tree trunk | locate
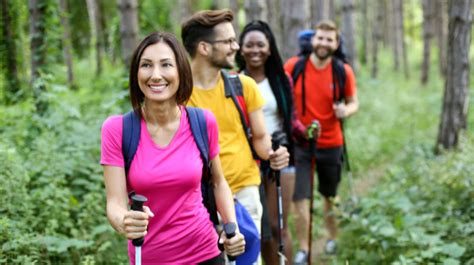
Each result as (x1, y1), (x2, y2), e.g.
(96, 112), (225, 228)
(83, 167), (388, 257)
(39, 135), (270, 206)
(280, 0), (310, 61)
(435, 0), (448, 77)
(398, 0), (409, 79)
(311, 0), (335, 26)
(29, 0), (47, 113)
(436, 0), (472, 152)
(360, 0), (370, 65)
(390, 0), (400, 71)
(117, 0), (138, 68)
(244, 0), (267, 22)
(58, 0), (75, 88)
(421, 0), (434, 85)
(382, 0), (391, 48)
(229, 0), (240, 37)
(341, 0), (357, 70)
(1, 0), (20, 103)
(266, 0), (282, 50)
(371, 0), (383, 78)
(86, 0), (104, 75)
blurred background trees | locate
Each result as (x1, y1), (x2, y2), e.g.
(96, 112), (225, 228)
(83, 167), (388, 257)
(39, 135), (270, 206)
(0, 0), (472, 263)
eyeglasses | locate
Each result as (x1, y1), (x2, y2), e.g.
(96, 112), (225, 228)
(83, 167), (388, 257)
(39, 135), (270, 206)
(206, 38), (238, 46)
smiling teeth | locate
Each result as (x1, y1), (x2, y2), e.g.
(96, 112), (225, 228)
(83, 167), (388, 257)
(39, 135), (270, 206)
(150, 85), (166, 91)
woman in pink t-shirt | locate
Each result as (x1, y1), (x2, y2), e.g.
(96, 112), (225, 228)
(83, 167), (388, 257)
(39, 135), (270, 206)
(101, 32), (244, 264)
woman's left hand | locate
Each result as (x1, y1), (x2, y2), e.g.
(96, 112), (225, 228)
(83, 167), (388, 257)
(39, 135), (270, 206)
(268, 146), (290, 170)
(219, 231), (246, 257)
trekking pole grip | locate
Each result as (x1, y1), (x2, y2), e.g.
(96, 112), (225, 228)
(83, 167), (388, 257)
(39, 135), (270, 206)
(224, 222), (237, 261)
(307, 120), (320, 140)
(271, 131), (288, 151)
(131, 194), (148, 247)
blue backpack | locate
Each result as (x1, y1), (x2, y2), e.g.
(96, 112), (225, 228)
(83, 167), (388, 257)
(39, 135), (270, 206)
(121, 106), (219, 226)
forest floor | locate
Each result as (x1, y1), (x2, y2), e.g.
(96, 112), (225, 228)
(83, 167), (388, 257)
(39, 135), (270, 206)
(311, 162), (390, 264)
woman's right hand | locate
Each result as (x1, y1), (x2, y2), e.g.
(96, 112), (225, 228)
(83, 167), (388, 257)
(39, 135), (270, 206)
(122, 206), (154, 240)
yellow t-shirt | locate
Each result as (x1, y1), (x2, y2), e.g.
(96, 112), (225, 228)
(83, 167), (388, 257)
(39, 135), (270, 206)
(188, 74), (265, 193)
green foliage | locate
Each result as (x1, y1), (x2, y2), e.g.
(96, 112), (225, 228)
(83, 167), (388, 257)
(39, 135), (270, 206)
(337, 136), (474, 264)
(0, 60), (129, 264)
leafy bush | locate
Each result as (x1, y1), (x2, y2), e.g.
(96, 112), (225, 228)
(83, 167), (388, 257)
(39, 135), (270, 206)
(0, 63), (129, 264)
(338, 136), (474, 264)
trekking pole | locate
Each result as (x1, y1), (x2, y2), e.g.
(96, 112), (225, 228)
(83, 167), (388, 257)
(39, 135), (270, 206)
(340, 116), (358, 206)
(223, 222), (237, 265)
(271, 131), (288, 265)
(307, 120), (320, 265)
(131, 194), (148, 265)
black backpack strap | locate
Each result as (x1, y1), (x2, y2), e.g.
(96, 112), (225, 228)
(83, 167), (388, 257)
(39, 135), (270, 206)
(186, 106), (219, 226)
(331, 58), (347, 103)
(222, 70), (259, 159)
(122, 110), (141, 177)
(291, 56), (309, 116)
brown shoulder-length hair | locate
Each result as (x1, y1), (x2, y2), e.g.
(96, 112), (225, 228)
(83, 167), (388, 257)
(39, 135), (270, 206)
(129, 32), (193, 117)
(181, 9), (234, 58)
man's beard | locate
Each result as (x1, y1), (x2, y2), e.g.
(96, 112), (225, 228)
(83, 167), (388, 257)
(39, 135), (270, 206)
(210, 54), (235, 69)
(313, 46), (334, 60)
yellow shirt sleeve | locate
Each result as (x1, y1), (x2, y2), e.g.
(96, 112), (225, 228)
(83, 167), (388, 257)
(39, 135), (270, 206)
(238, 74), (266, 113)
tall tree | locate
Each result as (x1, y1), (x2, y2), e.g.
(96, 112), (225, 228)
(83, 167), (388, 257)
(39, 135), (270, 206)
(340, 0), (357, 69)
(58, 0), (74, 88)
(311, 0), (335, 27)
(86, 0), (103, 75)
(391, 0), (409, 78)
(421, 0), (435, 85)
(436, 0), (472, 152)
(371, 0), (383, 78)
(244, 0), (267, 22)
(266, 0), (282, 49)
(1, 0), (20, 103)
(29, 0), (47, 113)
(117, 0), (138, 68)
(229, 0), (240, 37)
(360, 0), (370, 65)
(280, 0), (310, 60)
(398, 0), (409, 79)
(435, 0), (448, 77)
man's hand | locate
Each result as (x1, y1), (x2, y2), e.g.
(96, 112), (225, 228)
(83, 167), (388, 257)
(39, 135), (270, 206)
(333, 103), (346, 119)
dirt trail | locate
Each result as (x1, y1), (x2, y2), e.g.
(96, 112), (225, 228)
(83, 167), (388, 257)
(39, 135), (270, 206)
(311, 164), (389, 264)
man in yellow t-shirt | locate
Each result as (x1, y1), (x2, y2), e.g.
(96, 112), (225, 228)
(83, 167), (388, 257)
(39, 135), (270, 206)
(188, 74), (265, 193)
(182, 9), (290, 261)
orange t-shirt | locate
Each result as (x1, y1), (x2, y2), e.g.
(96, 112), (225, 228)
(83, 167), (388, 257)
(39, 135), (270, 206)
(284, 58), (357, 148)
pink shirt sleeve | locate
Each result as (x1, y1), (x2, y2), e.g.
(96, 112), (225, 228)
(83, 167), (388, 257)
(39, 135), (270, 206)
(203, 109), (220, 160)
(100, 115), (124, 167)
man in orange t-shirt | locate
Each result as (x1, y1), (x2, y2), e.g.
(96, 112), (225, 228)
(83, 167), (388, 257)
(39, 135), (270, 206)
(284, 20), (359, 260)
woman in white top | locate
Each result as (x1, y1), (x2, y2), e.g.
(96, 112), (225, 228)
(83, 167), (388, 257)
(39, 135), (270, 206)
(236, 20), (303, 264)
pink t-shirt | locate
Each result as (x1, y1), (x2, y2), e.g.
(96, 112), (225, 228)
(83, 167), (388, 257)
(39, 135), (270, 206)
(101, 106), (220, 264)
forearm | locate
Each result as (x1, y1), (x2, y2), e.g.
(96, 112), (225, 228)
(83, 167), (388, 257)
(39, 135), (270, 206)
(252, 133), (272, 160)
(214, 180), (237, 225)
(106, 202), (128, 235)
(344, 101), (359, 117)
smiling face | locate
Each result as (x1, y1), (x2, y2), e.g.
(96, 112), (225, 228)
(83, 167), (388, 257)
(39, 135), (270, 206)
(208, 22), (240, 69)
(240, 30), (270, 70)
(137, 42), (179, 104)
(312, 29), (339, 60)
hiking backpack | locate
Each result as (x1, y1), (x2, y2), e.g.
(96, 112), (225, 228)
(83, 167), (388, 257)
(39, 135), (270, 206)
(291, 56), (347, 116)
(221, 70), (259, 159)
(121, 106), (219, 226)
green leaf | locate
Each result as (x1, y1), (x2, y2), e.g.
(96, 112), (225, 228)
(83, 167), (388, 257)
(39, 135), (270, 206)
(441, 243), (466, 258)
(443, 258), (460, 265)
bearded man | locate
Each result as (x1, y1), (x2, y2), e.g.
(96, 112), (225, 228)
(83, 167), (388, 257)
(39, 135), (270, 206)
(284, 20), (359, 262)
